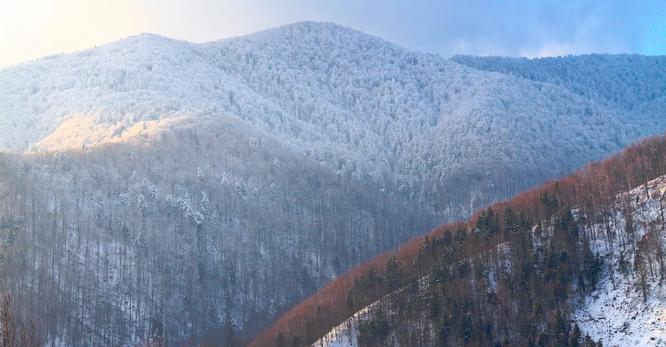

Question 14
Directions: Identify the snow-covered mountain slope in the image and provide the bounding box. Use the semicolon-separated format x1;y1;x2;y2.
1;21;665;345
575;175;666;347
314;300;376;347
577;265;666;347
210;23;642;209
0;115;436;346
0;22;661;218
313;274;432;347
312;173;666;347
452;54;666;130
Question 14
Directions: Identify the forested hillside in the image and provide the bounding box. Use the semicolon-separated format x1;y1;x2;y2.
453;54;666;130
0;116;434;346
0;22;665;345
256;134;666;347
1;23;659;220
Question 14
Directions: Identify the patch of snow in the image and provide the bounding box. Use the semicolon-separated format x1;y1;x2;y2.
575;175;666;347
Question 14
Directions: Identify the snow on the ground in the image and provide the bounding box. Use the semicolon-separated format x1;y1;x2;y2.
312;303;374;347
316;176;666;347
575;175;666;347
313;275;430;347
576;272;666;347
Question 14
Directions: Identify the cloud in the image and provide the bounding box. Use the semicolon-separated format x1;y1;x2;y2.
341;0;655;57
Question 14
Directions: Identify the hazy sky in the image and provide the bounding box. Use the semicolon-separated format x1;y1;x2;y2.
1;0;664;68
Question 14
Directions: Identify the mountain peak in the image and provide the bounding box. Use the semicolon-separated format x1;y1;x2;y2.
282;20;375;34
103;32;193;51
215;20;400;52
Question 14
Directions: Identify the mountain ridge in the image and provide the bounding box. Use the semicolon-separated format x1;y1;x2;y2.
260;134;666;347
2;21;650;220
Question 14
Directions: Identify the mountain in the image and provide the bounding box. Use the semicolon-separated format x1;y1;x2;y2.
259;135;666;347
452;54;666;130
1;23;658;217
0;22;664;345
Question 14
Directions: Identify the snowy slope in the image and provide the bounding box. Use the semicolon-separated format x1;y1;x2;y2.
312;274;431;347
3;115;436;345
575;175;666;347
576;269;666;347
313;302;375;347
314;175;666;347
210;23;640;200
1;23;661;220
452;54;666;131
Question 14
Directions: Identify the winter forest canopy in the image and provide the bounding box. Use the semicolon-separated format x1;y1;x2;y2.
0;21;664;346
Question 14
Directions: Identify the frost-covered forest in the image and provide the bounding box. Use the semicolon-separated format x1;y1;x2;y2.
0;22;664;345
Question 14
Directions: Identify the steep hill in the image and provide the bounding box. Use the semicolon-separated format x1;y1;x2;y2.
0;116;433;345
257;135;666;347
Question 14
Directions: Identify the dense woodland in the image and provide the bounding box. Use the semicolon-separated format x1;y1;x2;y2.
254;133;666;346
0;124;434;346
452;54;666;112
0;22;665;347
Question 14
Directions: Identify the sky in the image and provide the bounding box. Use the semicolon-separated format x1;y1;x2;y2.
0;0;664;68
